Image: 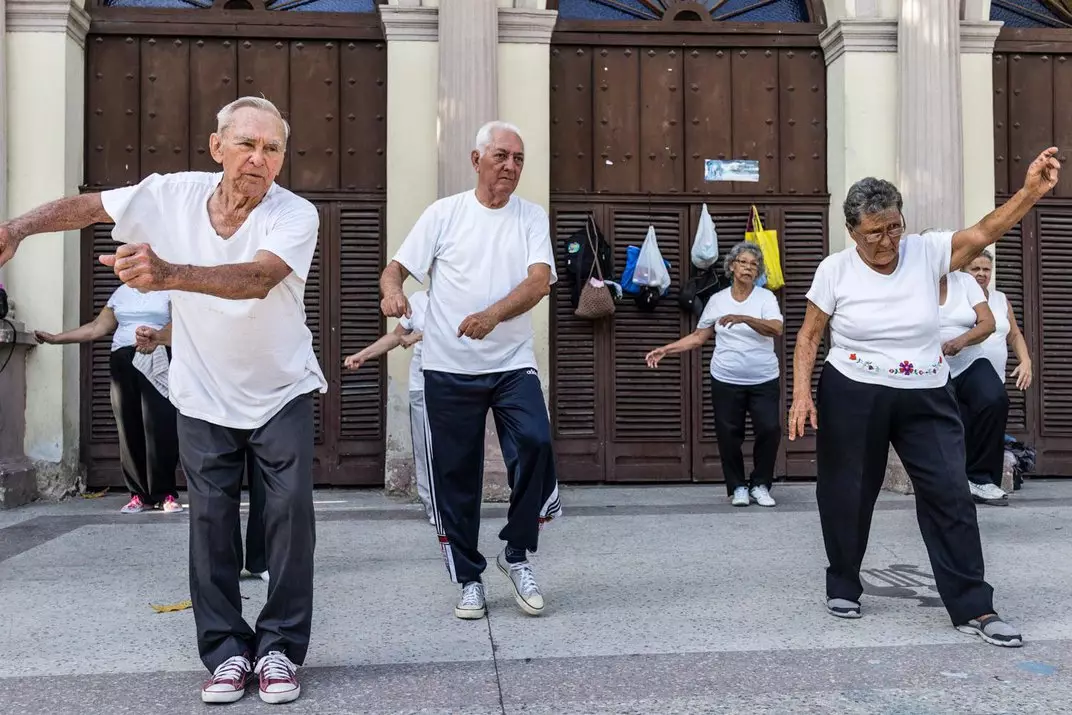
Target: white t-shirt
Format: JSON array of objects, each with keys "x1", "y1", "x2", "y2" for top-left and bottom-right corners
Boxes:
[
  {"x1": 697, "y1": 286, "x2": 782, "y2": 385},
  {"x1": 981, "y1": 289, "x2": 1012, "y2": 382},
  {"x1": 101, "y1": 172, "x2": 327, "y2": 430},
  {"x1": 806, "y1": 232, "x2": 953, "y2": 389},
  {"x1": 938, "y1": 270, "x2": 988, "y2": 378},
  {"x1": 392, "y1": 190, "x2": 557, "y2": 376},
  {"x1": 399, "y1": 290, "x2": 429, "y2": 392},
  {"x1": 106, "y1": 285, "x2": 171, "y2": 352}
]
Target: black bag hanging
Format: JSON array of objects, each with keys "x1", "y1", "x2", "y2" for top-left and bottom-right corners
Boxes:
[
  {"x1": 563, "y1": 214, "x2": 613, "y2": 310},
  {"x1": 678, "y1": 265, "x2": 729, "y2": 317}
]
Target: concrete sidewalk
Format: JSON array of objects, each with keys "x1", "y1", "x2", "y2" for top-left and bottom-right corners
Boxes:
[{"x1": 1, "y1": 481, "x2": 1071, "y2": 714}]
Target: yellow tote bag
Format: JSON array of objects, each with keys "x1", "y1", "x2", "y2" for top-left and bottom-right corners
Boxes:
[{"x1": 745, "y1": 205, "x2": 784, "y2": 291}]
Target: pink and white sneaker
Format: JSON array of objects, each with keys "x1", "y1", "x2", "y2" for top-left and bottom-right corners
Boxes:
[
  {"x1": 162, "y1": 495, "x2": 183, "y2": 513},
  {"x1": 120, "y1": 495, "x2": 150, "y2": 514},
  {"x1": 255, "y1": 651, "x2": 301, "y2": 704},
  {"x1": 201, "y1": 654, "x2": 252, "y2": 704}
]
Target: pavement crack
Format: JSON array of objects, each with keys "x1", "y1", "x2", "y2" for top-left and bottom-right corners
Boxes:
[{"x1": 485, "y1": 609, "x2": 507, "y2": 715}]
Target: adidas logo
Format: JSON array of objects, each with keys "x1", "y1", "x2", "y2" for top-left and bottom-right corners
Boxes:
[{"x1": 526, "y1": 369, "x2": 538, "y2": 377}]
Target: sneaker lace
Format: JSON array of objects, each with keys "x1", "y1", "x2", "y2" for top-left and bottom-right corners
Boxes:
[
  {"x1": 460, "y1": 582, "x2": 484, "y2": 607},
  {"x1": 753, "y1": 486, "x2": 770, "y2": 498},
  {"x1": 256, "y1": 651, "x2": 296, "y2": 681},
  {"x1": 212, "y1": 655, "x2": 249, "y2": 683},
  {"x1": 510, "y1": 562, "x2": 540, "y2": 597}
]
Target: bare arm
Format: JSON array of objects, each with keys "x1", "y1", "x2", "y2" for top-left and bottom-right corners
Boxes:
[
  {"x1": 788, "y1": 301, "x2": 830, "y2": 440},
  {"x1": 950, "y1": 147, "x2": 1061, "y2": 271},
  {"x1": 400, "y1": 330, "x2": 423, "y2": 349},
  {"x1": 35, "y1": 306, "x2": 118, "y2": 345},
  {"x1": 135, "y1": 322, "x2": 172, "y2": 353},
  {"x1": 164, "y1": 250, "x2": 290, "y2": 300},
  {"x1": 944, "y1": 303, "x2": 996, "y2": 355},
  {"x1": 344, "y1": 323, "x2": 409, "y2": 370},
  {"x1": 644, "y1": 328, "x2": 714, "y2": 368},
  {"x1": 458, "y1": 264, "x2": 553, "y2": 340},
  {"x1": 379, "y1": 260, "x2": 413, "y2": 318},
  {"x1": 1, "y1": 193, "x2": 112, "y2": 266},
  {"x1": 720, "y1": 315, "x2": 783, "y2": 337},
  {"x1": 1007, "y1": 301, "x2": 1033, "y2": 391}
]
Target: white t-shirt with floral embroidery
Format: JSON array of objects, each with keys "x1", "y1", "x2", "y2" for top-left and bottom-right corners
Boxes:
[
  {"x1": 806, "y1": 231, "x2": 953, "y2": 390},
  {"x1": 938, "y1": 270, "x2": 988, "y2": 379}
]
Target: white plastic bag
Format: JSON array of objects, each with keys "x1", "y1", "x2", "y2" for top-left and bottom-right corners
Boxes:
[
  {"x1": 633, "y1": 225, "x2": 672, "y2": 291},
  {"x1": 691, "y1": 203, "x2": 719, "y2": 269}
]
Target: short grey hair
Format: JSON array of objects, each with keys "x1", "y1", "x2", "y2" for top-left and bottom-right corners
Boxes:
[
  {"x1": 723, "y1": 241, "x2": 765, "y2": 279},
  {"x1": 972, "y1": 250, "x2": 995, "y2": 265},
  {"x1": 217, "y1": 96, "x2": 290, "y2": 144},
  {"x1": 843, "y1": 177, "x2": 903, "y2": 228},
  {"x1": 474, "y1": 120, "x2": 523, "y2": 157}
]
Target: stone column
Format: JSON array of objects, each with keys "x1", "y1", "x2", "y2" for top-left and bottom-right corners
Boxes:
[{"x1": 0, "y1": 321, "x2": 37, "y2": 508}]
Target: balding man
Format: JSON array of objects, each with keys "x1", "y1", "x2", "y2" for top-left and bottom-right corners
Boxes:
[
  {"x1": 380, "y1": 120, "x2": 562, "y2": 621},
  {"x1": 0, "y1": 96, "x2": 323, "y2": 705}
]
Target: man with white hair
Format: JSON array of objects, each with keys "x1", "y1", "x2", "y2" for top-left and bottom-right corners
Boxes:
[
  {"x1": 0, "y1": 96, "x2": 323, "y2": 705},
  {"x1": 380, "y1": 120, "x2": 562, "y2": 620}
]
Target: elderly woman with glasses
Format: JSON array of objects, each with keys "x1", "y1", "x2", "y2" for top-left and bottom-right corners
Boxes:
[
  {"x1": 788, "y1": 147, "x2": 1060, "y2": 648},
  {"x1": 645, "y1": 241, "x2": 783, "y2": 507}
]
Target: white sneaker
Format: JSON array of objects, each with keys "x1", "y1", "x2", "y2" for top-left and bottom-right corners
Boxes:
[
  {"x1": 750, "y1": 485, "x2": 776, "y2": 507},
  {"x1": 254, "y1": 651, "x2": 301, "y2": 704},
  {"x1": 454, "y1": 581, "x2": 487, "y2": 620},
  {"x1": 496, "y1": 550, "x2": 545, "y2": 616},
  {"x1": 970, "y1": 481, "x2": 1008, "y2": 504},
  {"x1": 982, "y1": 483, "x2": 1008, "y2": 500},
  {"x1": 201, "y1": 654, "x2": 252, "y2": 704},
  {"x1": 731, "y1": 486, "x2": 750, "y2": 507}
]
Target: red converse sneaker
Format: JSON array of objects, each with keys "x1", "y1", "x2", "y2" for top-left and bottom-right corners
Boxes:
[
  {"x1": 255, "y1": 651, "x2": 301, "y2": 704},
  {"x1": 201, "y1": 654, "x2": 252, "y2": 704}
]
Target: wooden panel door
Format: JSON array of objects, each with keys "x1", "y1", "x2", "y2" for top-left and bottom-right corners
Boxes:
[{"x1": 996, "y1": 220, "x2": 1032, "y2": 434}]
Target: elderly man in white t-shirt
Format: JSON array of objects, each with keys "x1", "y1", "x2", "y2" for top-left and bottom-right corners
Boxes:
[
  {"x1": 380, "y1": 121, "x2": 562, "y2": 621},
  {"x1": 0, "y1": 96, "x2": 324, "y2": 705}
]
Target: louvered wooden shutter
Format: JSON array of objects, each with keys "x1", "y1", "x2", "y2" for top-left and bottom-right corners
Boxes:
[
  {"x1": 1037, "y1": 210, "x2": 1072, "y2": 435},
  {"x1": 549, "y1": 206, "x2": 605, "y2": 482},
  {"x1": 307, "y1": 204, "x2": 328, "y2": 445},
  {"x1": 607, "y1": 205, "x2": 691, "y2": 482},
  {"x1": 84, "y1": 224, "x2": 123, "y2": 480},
  {"x1": 996, "y1": 221, "x2": 1028, "y2": 432}
]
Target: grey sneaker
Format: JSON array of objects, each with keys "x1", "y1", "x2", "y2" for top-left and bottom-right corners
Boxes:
[
  {"x1": 454, "y1": 581, "x2": 486, "y2": 620},
  {"x1": 750, "y1": 485, "x2": 776, "y2": 507},
  {"x1": 956, "y1": 614, "x2": 1022, "y2": 647},
  {"x1": 970, "y1": 481, "x2": 1008, "y2": 505},
  {"x1": 496, "y1": 550, "x2": 545, "y2": 616},
  {"x1": 826, "y1": 598, "x2": 862, "y2": 619},
  {"x1": 731, "y1": 486, "x2": 750, "y2": 507}
]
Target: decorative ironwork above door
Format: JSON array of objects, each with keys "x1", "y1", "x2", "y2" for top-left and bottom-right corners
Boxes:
[
  {"x1": 552, "y1": 0, "x2": 812, "y2": 23},
  {"x1": 99, "y1": 0, "x2": 378, "y2": 11}
]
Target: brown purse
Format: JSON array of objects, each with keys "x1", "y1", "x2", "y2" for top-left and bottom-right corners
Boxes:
[{"x1": 574, "y1": 217, "x2": 616, "y2": 320}]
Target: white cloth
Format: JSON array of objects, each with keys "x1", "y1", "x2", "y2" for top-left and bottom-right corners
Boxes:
[
  {"x1": 697, "y1": 286, "x2": 783, "y2": 385},
  {"x1": 806, "y1": 231, "x2": 953, "y2": 389},
  {"x1": 101, "y1": 171, "x2": 327, "y2": 430},
  {"x1": 938, "y1": 270, "x2": 988, "y2": 378},
  {"x1": 106, "y1": 285, "x2": 170, "y2": 352},
  {"x1": 981, "y1": 289, "x2": 1012, "y2": 382},
  {"x1": 132, "y1": 344, "x2": 171, "y2": 399},
  {"x1": 392, "y1": 190, "x2": 557, "y2": 375},
  {"x1": 399, "y1": 290, "x2": 429, "y2": 391},
  {"x1": 408, "y1": 389, "x2": 435, "y2": 522}
]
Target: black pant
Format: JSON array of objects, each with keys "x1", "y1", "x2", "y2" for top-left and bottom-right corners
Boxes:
[
  {"x1": 179, "y1": 393, "x2": 315, "y2": 672},
  {"x1": 951, "y1": 359, "x2": 1010, "y2": 488},
  {"x1": 424, "y1": 369, "x2": 562, "y2": 584},
  {"x1": 711, "y1": 377, "x2": 781, "y2": 494},
  {"x1": 815, "y1": 365, "x2": 994, "y2": 625},
  {"x1": 232, "y1": 451, "x2": 268, "y2": 575},
  {"x1": 109, "y1": 346, "x2": 178, "y2": 503}
]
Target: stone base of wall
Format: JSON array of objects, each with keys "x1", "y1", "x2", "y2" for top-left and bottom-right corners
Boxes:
[{"x1": 0, "y1": 458, "x2": 37, "y2": 509}]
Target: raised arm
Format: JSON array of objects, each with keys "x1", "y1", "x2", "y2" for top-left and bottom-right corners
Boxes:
[
  {"x1": 950, "y1": 147, "x2": 1061, "y2": 272},
  {"x1": 0, "y1": 193, "x2": 112, "y2": 266},
  {"x1": 788, "y1": 301, "x2": 830, "y2": 441},
  {"x1": 35, "y1": 306, "x2": 119, "y2": 345}
]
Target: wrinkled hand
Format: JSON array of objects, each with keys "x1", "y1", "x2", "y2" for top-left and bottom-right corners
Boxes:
[
  {"x1": 34, "y1": 330, "x2": 59, "y2": 345},
  {"x1": 941, "y1": 337, "x2": 966, "y2": 357},
  {"x1": 381, "y1": 291, "x2": 411, "y2": 319},
  {"x1": 1024, "y1": 147, "x2": 1061, "y2": 198},
  {"x1": 99, "y1": 243, "x2": 173, "y2": 291},
  {"x1": 788, "y1": 394, "x2": 818, "y2": 441},
  {"x1": 135, "y1": 326, "x2": 163, "y2": 354},
  {"x1": 458, "y1": 311, "x2": 499, "y2": 340},
  {"x1": 645, "y1": 347, "x2": 668, "y2": 368},
  {"x1": 718, "y1": 314, "x2": 749, "y2": 328},
  {"x1": 1012, "y1": 360, "x2": 1033, "y2": 392},
  {"x1": 343, "y1": 350, "x2": 372, "y2": 371},
  {"x1": 0, "y1": 223, "x2": 19, "y2": 268}
]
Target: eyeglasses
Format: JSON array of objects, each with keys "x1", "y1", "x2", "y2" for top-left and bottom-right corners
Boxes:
[
  {"x1": 734, "y1": 259, "x2": 759, "y2": 268},
  {"x1": 850, "y1": 215, "x2": 906, "y2": 245}
]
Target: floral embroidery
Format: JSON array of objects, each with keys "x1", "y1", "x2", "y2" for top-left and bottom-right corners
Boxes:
[
  {"x1": 898, "y1": 361, "x2": 914, "y2": 375},
  {"x1": 848, "y1": 353, "x2": 878, "y2": 373},
  {"x1": 846, "y1": 351, "x2": 942, "y2": 377}
]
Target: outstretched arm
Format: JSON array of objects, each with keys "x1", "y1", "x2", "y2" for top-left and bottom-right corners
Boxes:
[
  {"x1": 35, "y1": 306, "x2": 118, "y2": 345},
  {"x1": 0, "y1": 193, "x2": 111, "y2": 266},
  {"x1": 344, "y1": 323, "x2": 409, "y2": 370},
  {"x1": 644, "y1": 327, "x2": 714, "y2": 368}
]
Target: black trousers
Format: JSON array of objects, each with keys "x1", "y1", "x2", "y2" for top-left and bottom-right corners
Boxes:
[
  {"x1": 424, "y1": 369, "x2": 561, "y2": 584},
  {"x1": 711, "y1": 377, "x2": 781, "y2": 494},
  {"x1": 951, "y1": 359, "x2": 1010, "y2": 488},
  {"x1": 179, "y1": 393, "x2": 315, "y2": 672},
  {"x1": 815, "y1": 365, "x2": 994, "y2": 625},
  {"x1": 231, "y1": 451, "x2": 268, "y2": 575},
  {"x1": 109, "y1": 346, "x2": 178, "y2": 503}
]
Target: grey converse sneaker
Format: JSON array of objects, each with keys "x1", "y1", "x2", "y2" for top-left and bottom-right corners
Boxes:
[
  {"x1": 454, "y1": 581, "x2": 487, "y2": 620},
  {"x1": 496, "y1": 549, "x2": 545, "y2": 616}
]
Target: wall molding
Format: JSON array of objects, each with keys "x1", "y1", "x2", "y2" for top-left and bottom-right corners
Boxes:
[
  {"x1": 6, "y1": 0, "x2": 90, "y2": 48},
  {"x1": 820, "y1": 19, "x2": 898, "y2": 65},
  {"x1": 499, "y1": 8, "x2": 557, "y2": 44},
  {"x1": 960, "y1": 20, "x2": 1003, "y2": 54},
  {"x1": 379, "y1": 6, "x2": 438, "y2": 42}
]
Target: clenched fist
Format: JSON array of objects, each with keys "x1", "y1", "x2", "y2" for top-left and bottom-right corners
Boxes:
[
  {"x1": 381, "y1": 291, "x2": 411, "y2": 319},
  {"x1": 99, "y1": 243, "x2": 173, "y2": 292}
]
